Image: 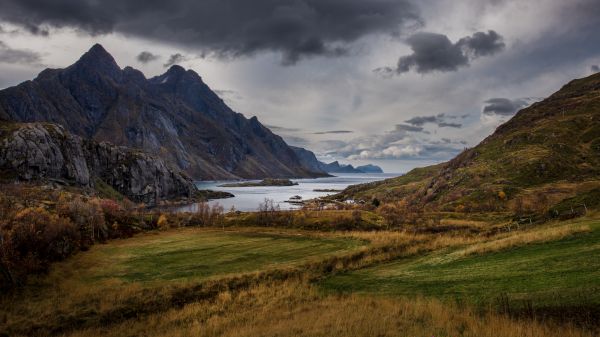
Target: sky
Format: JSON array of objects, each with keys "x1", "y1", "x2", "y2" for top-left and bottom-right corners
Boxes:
[{"x1": 0, "y1": 0, "x2": 599, "y2": 173}]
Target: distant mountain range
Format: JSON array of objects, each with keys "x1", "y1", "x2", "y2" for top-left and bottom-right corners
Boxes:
[
  {"x1": 336, "y1": 72, "x2": 600, "y2": 212},
  {"x1": 0, "y1": 44, "x2": 329, "y2": 180},
  {"x1": 289, "y1": 146, "x2": 383, "y2": 174}
]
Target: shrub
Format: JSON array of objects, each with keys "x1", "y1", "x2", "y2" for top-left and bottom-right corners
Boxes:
[
  {"x1": 0, "y1": 207, "x2": 79, "y2": 288},
  {"x1": 157, "y1": 214, "x2": 169, "y2": 230},
  {"x1": 58, "y1": 196, "x2": 107, "y2": 247}
]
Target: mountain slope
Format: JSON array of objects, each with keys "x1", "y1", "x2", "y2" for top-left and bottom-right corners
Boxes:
[
  {"x1": 337, "y1": 72, "x2": 600, "y2": 212},
  {"x1": 0, "y1": 121, "x2": 195, "y2": 204},
  {"x1": 0, "y1": 44, "x2": 325, "y2": 180}
]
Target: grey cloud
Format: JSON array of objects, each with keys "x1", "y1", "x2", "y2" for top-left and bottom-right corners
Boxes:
[
  {"x1": 163, "y1": 53, "x2": 186, "y2": 67},
  {"x1": 592, "y1": 65, "x2": 600, "y2": 72},
  {"x1": 22, "y1": 23, "x2": 49, "y2": 36},
  {"x1": 457, "y1": 30, "x2": 504, "y2": 57},
  {"x1": 482, "y1": 98, "x2": 529, "y2": 116},
  {"x1": 392, "y1": 30, "x2": 504, "y2": 74},
  {"x1": 404, "y1": 113, "x2": 461, "y2": 128},
  {"x1": 438, "y1": 122, "x2": 462, "y2": 128},
  {"x1": 137, "y1": 51, "x2": 159, "y2": 64},
  {"x1": 313, "y1": 130, "x2": 354, "y2": 135},
  {"x1": 394, "y1": 124, "x2": 424, "y2": 132},
  {"x1": 404, "y1": 114, "x2": 441, "y2": 126},
  {"x1": 265, "y1": 125, "x2": 302, "y2": 133},
  {"x1": 323, "y1": 122, "x2": 463, "y2": 161},
  {"x1": 0, "y1": 0, "x2": 422, "y2": 65},
  {"x1": 0, "y1": 41, "x2": 42, "y2": 64}
]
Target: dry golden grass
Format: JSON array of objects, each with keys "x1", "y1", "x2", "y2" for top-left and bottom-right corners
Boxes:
[
  {"x1": 457, "y1": 223, "x2": 591, "y2": 257},
  {"x1": 65, "y1": 280, "x2": 594, "y2": 337},
  {"x1": 3, "y1": 216, "x2": 597, "y2": 337}
]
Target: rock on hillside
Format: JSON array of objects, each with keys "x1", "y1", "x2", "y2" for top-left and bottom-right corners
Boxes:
[
  {"x1": 0, "y1": 122, "x2": 195, "y2": 204},
  {"x1": 0, "y1": 44, "x2": 326, "y2": 180}
]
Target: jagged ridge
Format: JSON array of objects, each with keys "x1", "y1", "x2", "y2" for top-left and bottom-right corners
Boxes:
[{"x1": 0, "y1": 44, "x2": 326, "y2": 180}]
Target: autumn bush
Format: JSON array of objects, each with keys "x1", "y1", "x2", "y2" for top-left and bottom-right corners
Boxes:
[
  {"x1": 0, "y1": 185, "x2": 161, "y2": 289},
  {"x1": 0, "y1": 207, "x2": 79, "y2": 288}
]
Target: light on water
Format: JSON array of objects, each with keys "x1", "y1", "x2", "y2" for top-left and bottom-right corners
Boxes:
[{"x1": 177, "y1": 173, "x2": 397, "y2": 212}]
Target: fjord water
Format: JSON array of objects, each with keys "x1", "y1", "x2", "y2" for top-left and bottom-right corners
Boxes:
[{"x1": 178, "y1": 173, "x2": 397, "y2": 212}]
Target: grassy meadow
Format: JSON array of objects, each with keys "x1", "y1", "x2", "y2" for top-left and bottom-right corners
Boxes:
[
  {"x1": 70, "y1": 228, "x2": 364, "y2": 283},
  {"x1": 1, "y1": 210, "x2": 599, "y2": 336},
  {"x1": 322, "y1": 218, "x2": 600, "y2": 325}
]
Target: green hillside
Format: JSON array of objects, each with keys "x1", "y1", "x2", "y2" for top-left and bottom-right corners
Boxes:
[{"x1": 335, "y1": 73, "x2": 600, "y2": 214}]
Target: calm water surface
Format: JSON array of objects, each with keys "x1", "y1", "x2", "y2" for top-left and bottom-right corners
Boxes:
[{"x1": 176, "y1": 173, "x2": 398, "y2": 212}]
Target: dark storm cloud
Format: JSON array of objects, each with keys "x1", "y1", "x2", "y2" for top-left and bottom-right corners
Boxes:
[
  {"x1": 385, "y1": 30, "x2": 504, "y2": 74},
  {"x1": 313, "y1": 130, "x2": 354, "y2": 135},
  {"x1": 0, "y1": 41, "x2": 41, "y2": 64},
  {"x1": 136, "y1": 51, "x2": 159, "y2": 64},
  {"x1": 592, "y1": 65, "x2": 600, "y2": 72},
  {"x1": 0, "y1": 0, "x2": 422, "y2": 65},
  {"x1": 163, "y1": 53, "x2": 186, "y2": 67},
  {"x1": 482, "y1": 98, "x2": 529, "y2": 116}
]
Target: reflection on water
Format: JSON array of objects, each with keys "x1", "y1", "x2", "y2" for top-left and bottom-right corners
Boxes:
[{"x1": 176, "y1": 173, "x2": 398, "y2": 212}]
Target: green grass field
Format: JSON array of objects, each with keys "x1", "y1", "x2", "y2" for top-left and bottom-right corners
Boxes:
[
  {"x1": 322, "y1": 219, "x2": 600, "y2": 312},
  {"x1": 69, "y1": 228, "x2": 364, "y2": 283}
]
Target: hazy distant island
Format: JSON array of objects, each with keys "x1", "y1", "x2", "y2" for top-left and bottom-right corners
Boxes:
[{"x1": 219, "y1": 178, "x2": 299, "y2": 187}]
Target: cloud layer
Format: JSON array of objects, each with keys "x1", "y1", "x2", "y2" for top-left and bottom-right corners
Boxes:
[
  {"x1": 0, "y1": 0, "x2": 421, "y2": 64},
  {"x1": 0, "y1": 41, "x2": 41, "y2": 64}
]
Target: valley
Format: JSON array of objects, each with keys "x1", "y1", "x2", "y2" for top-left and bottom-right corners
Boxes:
[{"x1": 0, "y1": 29, "x2": 599, "y2": 337}]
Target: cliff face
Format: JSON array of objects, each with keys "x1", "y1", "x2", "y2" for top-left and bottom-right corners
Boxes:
[
  {"x1": 0, "y1": 122, "x2": 195, "y2": 204},
  {"x1": 290, "y1": 146, "x2": 327, "y2": 174},
  {"x1": 0, "y1": 44, "x2": 325, "y2": 180}
]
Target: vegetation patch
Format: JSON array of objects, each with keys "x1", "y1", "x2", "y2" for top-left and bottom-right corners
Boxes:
[{"x1": 321, "y1": 218, "x2": 600, "y2": 327}]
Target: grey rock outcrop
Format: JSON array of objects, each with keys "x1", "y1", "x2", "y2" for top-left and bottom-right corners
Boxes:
[{"x1": 0, "y1": 122, "x2": 195, "y2": 204}]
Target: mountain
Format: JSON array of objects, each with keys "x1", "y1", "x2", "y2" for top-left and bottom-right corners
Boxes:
[
  {"x1": 0, "y1": 44, "x2": 326, "y2": 180},
  {"x1": 0, "y1": 121, "x2": 195, "y2": 204},
  {"x1": 318, "y1": 161, "x2": 384, "y2": 174},
  {"x1": 289, "y1": 146, "x2": 328, "y2": 175},
  {"x1": 336, "y1": 72, "x2": 600, "y2": 213},
  {"x1": 290, "y1": 147, "x2": 383, "y2": 174}
]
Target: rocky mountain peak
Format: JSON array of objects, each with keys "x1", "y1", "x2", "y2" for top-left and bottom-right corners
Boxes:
[
  {"x1": 69, "y1": 43, "x2": 122, "y2": 80},
  {"x1": 0, "y1": 44, "x2": 328, "y2": 180}
]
